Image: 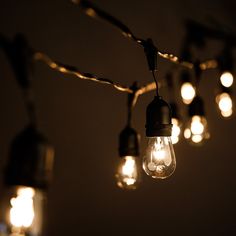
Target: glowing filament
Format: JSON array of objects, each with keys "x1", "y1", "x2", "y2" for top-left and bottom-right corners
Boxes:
[{"x1": 10, "y1": 187, "x2": 35, "y2": 228}]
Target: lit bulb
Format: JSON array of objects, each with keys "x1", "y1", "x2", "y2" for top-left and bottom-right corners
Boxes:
[
  {"x1": 181, "y1": 82, "x2": 196, "y2": 104},
  {"x1": 0, "y1": 186, "x2": 44, "y2": 236},
  {"x1": 184, "y1": 115, "x2": 209, "y2": 145},
  {"x1": 171, "y1": 118, "x2": 181, "y2": 144},
  {"x1": 216, "y1": 92, "x2": 233, "y2": 118},
  {"x1": 143, "y1": 137, "x2": 176, "y2": 179},
  {"x1": 220, "y1": 71, "x2": 234, "y2": 88},
  {"x1": 116, "y1": 156, "x2": 139, "y2": 189}
]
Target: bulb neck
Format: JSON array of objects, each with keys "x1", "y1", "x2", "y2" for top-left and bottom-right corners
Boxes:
[
  {"x1": 119, "y1": 126, "x2": 139, "y2": 157},
  {"x1": 146, "y1": 96, "x2": 172, "y2": 137}
]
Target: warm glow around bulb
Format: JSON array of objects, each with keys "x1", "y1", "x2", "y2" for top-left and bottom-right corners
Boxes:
[
  {"x1": 116, "y1": 156, "x2": 139, "y2": 189},
  {"x1": 181, "y1": 82, "x2": 196, "y2": 104},
  {"x1": 171, "y1": 118, "x2": 181, "y2": 144},
  {"x1": 221, "y1": 109, "x2": 233, "y2": 117},
  {"x1": 220, "y1": 71, "x2": 234, "y2": 88},
  {"x1": 122, "y1": 156, "x2": 135, "y2": 176},
  {"x1": 143, "y1": 137, "x2": 176, "y2": 179},
  {"x1": 190, "y1": 116, "x2": 204, "y2": 135},
  {"x1": 9, "y1": 187, "x2": 35, "y2": 228},
  {"x1": 184, "y1": 116, "x2": 209, "y2": 145},
  {"x1": 216, "y1": 92, "x2": 233, "y2": 118}
]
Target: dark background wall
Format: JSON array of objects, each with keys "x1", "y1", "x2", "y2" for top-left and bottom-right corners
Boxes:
[{"x1": 0, "y1": 0, "x2": 236, "y2": 235}]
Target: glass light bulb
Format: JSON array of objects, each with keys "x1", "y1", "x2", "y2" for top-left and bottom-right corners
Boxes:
[
  {"x1": 184, "y1": 115, "x2": 209, "y2": 145},
  {"x1": 143, "y1": 137, "x2": 176, "y2": 179},
  {"x1": 0, "y1": 186, "x2": 44, "y2": 236},
  {"x1": 181, "y1": 82, "x2": 196, "y2": 104},
  {"x1": 216, "y1": 92, "x2": 233, "y2": 118},
  {"x1": 116, "y1": 156, "x2": 139, "y2": 190},
  {"x1": 220, "y1": 71, "x2": 234, "y2": 88},
  {"x1": 171, "y1": 118, "x2": 181, "y2": 145}
]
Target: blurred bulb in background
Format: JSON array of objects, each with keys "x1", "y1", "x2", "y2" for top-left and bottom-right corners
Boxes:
[
  {"x1": 117, "y1": 126, "x2": 140, "y2": 190},
  {"x1": 184, "y1": 115, "x2": 209, "y2": 145},
  {"x1": 116, "y1": 156, "x2": 139, "y2": 189},
  {"x1": 143, "y1": 137, "x2": 176, "y2": 179},
  {"x1": 171, "y1": 118, "x2": 181, "y2": 145},
  {"x1": 216, "y1": 92, "x2": 233, "y2": 118},
  {"x1": 220, "y1": 71, "x2": 234, "y2": 88},
  {"x1": 0, "y1": 186, "x2": 44, "y2": 236},
  {"x1": 181, "y1": 82, "x2": 196, "y2": 104}
]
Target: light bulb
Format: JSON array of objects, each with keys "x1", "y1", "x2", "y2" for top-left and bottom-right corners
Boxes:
[
  {"x1": 181, "y1": 82, "x2": 196, "y2": 104},
  {"x1": 116, "y1": 156, "x2": 139, "y2": 189},
  {"x1": 143, "y1": 137, "x2": 176, "y2": 179},
  {"x1": 171, "y1": 118, "x2": 181, "y2": 144},
  {"x1": 216, "y1": 92, "x2": 233, "y2": 118},
  {"x1": 220, "y1": 71, "x2": 234, "y2": 88},
  {"x1": 184, "y1": 115, "x2": 209, "y2": 145},
  {"x1": 0, "y1": 186, "x2": 44, "y2": 236}
]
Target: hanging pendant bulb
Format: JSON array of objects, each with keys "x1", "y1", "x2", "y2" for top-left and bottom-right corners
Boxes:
[
  {"x1": 216, "y1": 85, "x2": 233, "y2": 118},
  {"x1": 0, "y1": 125, "x2": 54, "y2": 236},
  {"x1": 143, "y1": 96, "x2": 176, "y2": 179},
  {"x1": 180, "y1": 71, "x2": 196, "y2": 104},
  {"x1": 116, "y1": 126, "x2": 140, "y2": 190},
  {"x1": 184, "y1": 96, "x2": 209, "y2": 145}
]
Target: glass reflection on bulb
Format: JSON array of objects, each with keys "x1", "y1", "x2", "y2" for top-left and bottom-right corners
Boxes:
[
  {"x1": 116, "y1": 156, "x2": 139, "y2": 189},
  {"x1": 171, "y1": 118, "x2": 181, "y2": 145},
  {"x1": 181, "y1": 82, "x2": 196, "y2": 104},
  {"x1": 143, "y1": 137, "x2": 176, "y2": 179},
  {"x1": 216, "y1": 92, "x2": 233, "y2": 118},
  {"x1": 184, "y1": 115, "x2": 209, "y2": 145},
  {"x1": 220, "y1": 71, "x2": 234, "y2": 88},
  {"x1": 0, "y1": 186, "x2": 43, "y2": 236}
]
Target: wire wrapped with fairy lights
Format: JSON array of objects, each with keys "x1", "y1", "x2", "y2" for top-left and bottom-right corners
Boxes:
[{"x1": 0, "y1": 1, "x2": 235, "y2": 235}]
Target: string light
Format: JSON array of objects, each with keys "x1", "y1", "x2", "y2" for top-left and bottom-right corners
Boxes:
[
  {"x1": 143, "y1": 95, "x2": 176, "y2": 179},
  {"x1": 180, "y1": 71, "x2": 196, "y2": 104},
  {"x1": 216, "y1": 85, "x2": 234, "y2": 118},
  {"x1": 184, "y1": 96, "x2": 210, "y2": 145},
  {"x1": 0, "y1": 0, "x2": 234, "y2": 222}
]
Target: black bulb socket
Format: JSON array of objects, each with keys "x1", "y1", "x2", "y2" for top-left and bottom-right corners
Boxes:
[
  {"x1": 170, "y1": 102, "x2": 179, "y2": 120},
  {"x1": 119, "y1": 126, "x2": 139, "y2": 157},
  {"x1": 180, "y1": 70, "x2": 191, "y2": 84},
  {"x1": 188, "y1": 96, "x2": 205, "y2": 117},
  {"x1": 4, "y1": 125, "x2": 54, "y2": 190},
  {"x1": 146, "y1": 96, "x2": 172, "y2": 137}
]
